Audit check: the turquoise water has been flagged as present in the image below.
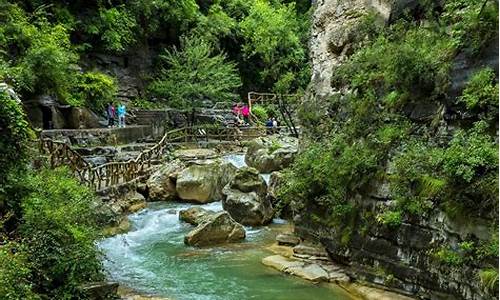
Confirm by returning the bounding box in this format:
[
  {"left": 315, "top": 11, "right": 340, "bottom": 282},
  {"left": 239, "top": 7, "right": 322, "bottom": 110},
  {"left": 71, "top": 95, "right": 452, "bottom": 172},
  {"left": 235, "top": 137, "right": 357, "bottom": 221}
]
[
  {"left": 99, "top": 202, "right": 354, "bottom": 300},
  {"left": 99, "top": 154, "right": 354, "bottom": 300}
]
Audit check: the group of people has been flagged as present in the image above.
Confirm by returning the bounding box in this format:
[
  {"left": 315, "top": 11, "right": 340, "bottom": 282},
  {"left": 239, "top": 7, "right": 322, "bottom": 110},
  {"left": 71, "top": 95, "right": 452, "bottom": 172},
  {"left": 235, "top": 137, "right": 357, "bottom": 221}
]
[
  {"left": 265, "top": 117, "right": 279, "bottom": 134},
  {"left": 231, "top": 103, "right": 250, "bottom": 126},
  {"left": 106, "top": 102, "right": 127, "bottom": 128}
]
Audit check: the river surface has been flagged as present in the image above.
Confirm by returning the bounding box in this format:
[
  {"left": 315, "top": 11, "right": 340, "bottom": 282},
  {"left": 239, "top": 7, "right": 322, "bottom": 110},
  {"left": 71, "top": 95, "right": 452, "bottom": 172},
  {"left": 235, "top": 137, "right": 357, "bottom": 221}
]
[{"left": 98, "top": 154, "right": 353, "bottom": 300}]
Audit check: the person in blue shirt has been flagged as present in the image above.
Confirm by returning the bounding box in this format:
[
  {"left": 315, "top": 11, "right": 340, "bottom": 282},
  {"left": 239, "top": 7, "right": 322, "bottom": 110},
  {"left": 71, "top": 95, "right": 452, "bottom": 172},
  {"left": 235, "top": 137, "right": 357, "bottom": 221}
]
[
  {"left": 265, "top": 118, "right": 273, "bottom": 134},
  {"left": 117, "top": 103, "right": 126, "bottom": 127}
]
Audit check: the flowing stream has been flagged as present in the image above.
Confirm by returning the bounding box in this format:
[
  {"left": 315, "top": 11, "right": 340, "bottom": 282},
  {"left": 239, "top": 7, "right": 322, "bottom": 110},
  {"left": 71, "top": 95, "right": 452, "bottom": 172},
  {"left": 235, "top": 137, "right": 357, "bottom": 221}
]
[{"left": 99, "top": 154, "right": 353, "bottom": 300}]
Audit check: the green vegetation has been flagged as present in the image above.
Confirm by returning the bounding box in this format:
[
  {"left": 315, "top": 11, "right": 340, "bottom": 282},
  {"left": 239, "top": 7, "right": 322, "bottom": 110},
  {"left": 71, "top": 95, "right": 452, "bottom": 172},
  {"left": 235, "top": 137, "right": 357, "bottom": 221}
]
[
  {"left": 479, "top": 268, "right": 499, "bottom": 291},
  {"left": 0, "top": 88, "right": 103, "bottom": 299},
  {"left": 149, "top": 36, "right": 241, "bottom": 123},
  {"left": 75, "top": 71, "right": 117, "bottom": 110},
  {"left": 277, "top": 0, "right": 498, "bottom": 286},
  {"left": 251, "top": 105, "right": 269, "bottom": 123},
  {"left": 0, "top": 0, "right": 311, "bottom": 112}
]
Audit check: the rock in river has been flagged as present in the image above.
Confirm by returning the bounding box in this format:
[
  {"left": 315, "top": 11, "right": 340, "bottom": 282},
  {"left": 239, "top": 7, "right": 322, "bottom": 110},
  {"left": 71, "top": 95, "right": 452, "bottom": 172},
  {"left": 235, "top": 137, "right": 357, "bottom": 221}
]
[
  {"left": 146, "top": 160, "right": 185, "bottom": 201},
  {"left": 245, "top": 136, "right": 298, "bottom": 173},
  {"left": 176, "top": 159, "right": 237, "bottom": 203},
  {"left": 184, "top": 211, "right": 246, "bottom": 247},
  {"left": 222, "top": 167, "right": 274, "bottom": 226},
  {"left": 179, "top": 207, "right": 214, "bottom": 225}
]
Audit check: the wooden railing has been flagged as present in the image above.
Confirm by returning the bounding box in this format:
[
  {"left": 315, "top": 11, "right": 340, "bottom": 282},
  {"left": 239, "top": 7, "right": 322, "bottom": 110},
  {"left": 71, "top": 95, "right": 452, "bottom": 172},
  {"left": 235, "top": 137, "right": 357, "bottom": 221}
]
[{"left": 40, "top": 125, "right": 273, "bottom": 191}]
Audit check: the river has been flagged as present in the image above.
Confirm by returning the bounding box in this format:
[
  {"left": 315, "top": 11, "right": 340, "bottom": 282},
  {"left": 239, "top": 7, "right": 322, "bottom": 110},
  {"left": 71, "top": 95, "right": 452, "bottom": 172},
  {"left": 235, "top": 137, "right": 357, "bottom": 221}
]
[{"left": 98, "top": 154, "right": 354, "bottom": 300}]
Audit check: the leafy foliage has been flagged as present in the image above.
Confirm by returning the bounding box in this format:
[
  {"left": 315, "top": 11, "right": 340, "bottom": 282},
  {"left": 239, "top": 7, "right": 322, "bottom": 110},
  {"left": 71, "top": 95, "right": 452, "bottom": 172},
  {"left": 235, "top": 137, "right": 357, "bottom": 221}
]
[
  {"left": 75, "top": 71, "right": 117, "bottom": 111},
  {"left": 239, "top": 0, "right": 310, "bottom": 92},
  {"left": 0, "top": 243, "right": 38, "bottom": 300},
  {"left": 20, "top": 167, "right": 103, "bottom": 298},
  {"left": 459, "top": 67, "right": 499, "bottom": 122},
  {"left": 149, "top": 36, "right": 241, "bottom": 117},
  {"left": 479, "top": 268, "right": 499, "bottom": 291},
  {"left": 86, "top": 6, "right": 137, "bottom": 53},
  {"left": 0, "top": 87, "right": 32, "bottom": 184}
]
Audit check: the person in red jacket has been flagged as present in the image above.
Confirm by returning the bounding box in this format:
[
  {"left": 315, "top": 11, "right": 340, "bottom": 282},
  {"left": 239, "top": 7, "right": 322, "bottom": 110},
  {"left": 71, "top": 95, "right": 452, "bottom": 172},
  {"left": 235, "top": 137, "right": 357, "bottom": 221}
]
[{"left": 241, "top": 104, "right": 250, "bottom": 124}]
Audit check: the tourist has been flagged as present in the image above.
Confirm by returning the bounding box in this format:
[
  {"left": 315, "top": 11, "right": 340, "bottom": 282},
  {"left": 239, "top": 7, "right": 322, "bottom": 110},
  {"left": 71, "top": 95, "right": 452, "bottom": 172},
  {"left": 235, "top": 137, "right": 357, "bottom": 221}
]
[
  {"left": 272, "top": 117, "right": 278, "bottom": 134},
  {"left": 106, "top": 102, "right": 115, "bottom": 127},
  {"left": 232, "top": 103, "right": 240, "bottom": 116},
  {"left": 241, "top": 104, "right": 250, "bottom": 124},
  {"left": 117, "top": 103, "right": 126, "bottom": 127},
  {"left": 265, "top": 118, "right": 273, "bottom": 135}
]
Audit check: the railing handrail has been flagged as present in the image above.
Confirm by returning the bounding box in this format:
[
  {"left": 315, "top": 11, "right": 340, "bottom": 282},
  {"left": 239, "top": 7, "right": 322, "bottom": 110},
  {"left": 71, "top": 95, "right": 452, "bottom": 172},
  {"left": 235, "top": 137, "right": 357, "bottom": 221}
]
[{"left": 40, "top": 125, "right": 288, "bottom": 190}]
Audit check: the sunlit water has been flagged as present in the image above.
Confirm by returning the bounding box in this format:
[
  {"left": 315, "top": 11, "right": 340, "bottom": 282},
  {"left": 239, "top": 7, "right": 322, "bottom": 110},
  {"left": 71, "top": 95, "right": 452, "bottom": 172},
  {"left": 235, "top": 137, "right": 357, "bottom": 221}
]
[{"left": 98, "top": 154, "right": 353, "bottom": 300}]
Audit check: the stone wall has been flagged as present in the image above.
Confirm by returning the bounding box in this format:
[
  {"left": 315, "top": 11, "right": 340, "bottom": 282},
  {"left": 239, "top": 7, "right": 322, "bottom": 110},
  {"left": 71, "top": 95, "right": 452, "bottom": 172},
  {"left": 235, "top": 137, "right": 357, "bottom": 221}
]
[
  {"left": 294, "top": 191, "right": 497, "bottom": 299},
  {"left": 41, "top": 125, "right": 154, "bottom": 146}
]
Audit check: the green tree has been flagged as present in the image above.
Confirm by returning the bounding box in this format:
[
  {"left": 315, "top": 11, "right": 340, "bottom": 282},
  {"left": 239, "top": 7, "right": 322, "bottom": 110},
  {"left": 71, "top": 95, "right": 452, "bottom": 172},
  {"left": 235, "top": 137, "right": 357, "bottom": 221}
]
[
  {"left": 149, "top": 36, "right": 241, "bottom": 124},
  {"left": 239, "top": 0, "right": 309, "bottom": 92}
]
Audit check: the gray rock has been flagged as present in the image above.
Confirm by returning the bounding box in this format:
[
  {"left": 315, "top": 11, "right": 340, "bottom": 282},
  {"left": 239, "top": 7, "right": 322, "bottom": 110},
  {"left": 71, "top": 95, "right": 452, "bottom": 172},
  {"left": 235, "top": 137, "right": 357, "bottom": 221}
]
[
  {"left": 184, "top": 211, "right": 245, "bottom": 247},
  {"left": 276, "top": 233, "right": 301, "bottom": 246},
  {"left": 293, "top": 244, "right": 329, "bottom": 258},
  {"left": 81, "top": 281, "right": 119, "bottom": 299},
  {"left": 146, "top": 160, "right": 184, "bottom": 201},
  {"left": 245, "top": 136, "right": 298, "bottom": 173},
  {"left": 176, "top": 159, "right": 237, "bottom": 203},
  {"left": 222, "top": 167, "right": 274, "bottom": 226},
  {"left": 179, "top": 207, "right": 214, "bottom": 225}
]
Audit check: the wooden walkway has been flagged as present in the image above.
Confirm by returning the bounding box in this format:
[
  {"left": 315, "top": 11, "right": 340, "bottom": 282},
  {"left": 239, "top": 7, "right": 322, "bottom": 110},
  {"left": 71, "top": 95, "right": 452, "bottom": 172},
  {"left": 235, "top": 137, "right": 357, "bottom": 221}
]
[{"left": 39, "top": 125, "right": 279, "bottom": 191}]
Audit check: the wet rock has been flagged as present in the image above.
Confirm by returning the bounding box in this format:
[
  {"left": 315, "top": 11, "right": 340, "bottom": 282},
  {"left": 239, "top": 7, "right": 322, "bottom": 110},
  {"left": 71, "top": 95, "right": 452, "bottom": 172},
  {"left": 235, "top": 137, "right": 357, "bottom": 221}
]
[
  {"left": 179, "top": 207, "right": 214, "bottom": 225},
  {"left": 262, "top": 255, "right": 349, "bottom": 283},
  {"left": 245, "top": 136, "right": 298, "bottom": 173},
  {"left": 276, "top": 233, "right": 301, "bottom": 246},
  {"left": 146, "top": 160, "right": 185, "bottom": 201},
  {"left": 84, "top": 156, "right": 109, "bottom": 166},
  {"left": 176, "top": 159, "right": 237, "bottom": 203},
  {"left": 293, "top": 244, "right": 329, "bottom": 260},
  {"left": 222, "top": 167, "right": 274, "bottom": 226},
  {"left": 81, "top": 281, "right": 119, "bottom": 299},
  {"left": 262, "top": 255, "right": 305, "bottom": 272},
  {"left": 289, "top": 263, "right": 329, "bottom": 281},
  {"left": 184, "top": 211, "right": 245, "bottom": 247}
]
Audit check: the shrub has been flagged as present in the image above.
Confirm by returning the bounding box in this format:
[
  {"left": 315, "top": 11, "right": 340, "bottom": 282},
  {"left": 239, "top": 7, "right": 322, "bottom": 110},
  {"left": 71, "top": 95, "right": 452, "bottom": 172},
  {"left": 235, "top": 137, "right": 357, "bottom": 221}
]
[
  {"left": 376, "top": 210, "right": 402, "bottom": 227},
  {"left": 479, "top": 268, "right": 499, "bottom": 291},
  {"left": 459, "top": 68, "right": 499, "bottom": 122},
  {"left": 0, "top": 243, "right": 38, "bottom": 300},
  {"left": 251, "top": 105, "right": 268, "bottom": 123},
  {"left": 20, "top": 167, "right": 103, "bottom": 298},
  {"left": 75, "top": 71, "right": 117, "bottom": 111},
  {"left": 0, "top": 86, "right": 32, "bottom": 183},
  {"left": 433, "top": 246, "right": 463, "bottom": 266}
]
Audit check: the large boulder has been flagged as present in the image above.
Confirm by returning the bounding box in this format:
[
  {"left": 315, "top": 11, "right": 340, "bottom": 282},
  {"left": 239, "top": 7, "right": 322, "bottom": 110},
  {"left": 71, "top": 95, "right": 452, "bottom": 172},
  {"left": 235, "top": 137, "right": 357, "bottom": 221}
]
[
  {"left": 146, "top": 160, "right": 185, "bottom": 201},
  {"left": 222, "top": 167, "right": 274, "bottom": 226},
  {"left": 184, "top": 211, "right": 245, "bottom": 247},
  {"left": 176, "top": 159, "right": 237, "bottom": 203},
  {"left": 179, "top": 207, "right": 214, "bottom": 225},
  {"left": 244, "top": 136, "right": 298, "bottom": 173}
]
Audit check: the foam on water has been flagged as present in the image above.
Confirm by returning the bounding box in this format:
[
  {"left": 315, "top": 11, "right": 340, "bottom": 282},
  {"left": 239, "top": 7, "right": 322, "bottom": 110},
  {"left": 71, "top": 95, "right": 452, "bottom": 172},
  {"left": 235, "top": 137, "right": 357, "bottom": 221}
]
[{"left": 223, "top": 153, "right": 247, "bottom": 168}]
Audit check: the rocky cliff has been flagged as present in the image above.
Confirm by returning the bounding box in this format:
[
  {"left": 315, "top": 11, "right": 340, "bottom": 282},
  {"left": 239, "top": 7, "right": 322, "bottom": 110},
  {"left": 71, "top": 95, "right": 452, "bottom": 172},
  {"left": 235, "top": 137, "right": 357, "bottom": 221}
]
[{"left": 298, "top": 1, "right": 499, "bottom": 299}]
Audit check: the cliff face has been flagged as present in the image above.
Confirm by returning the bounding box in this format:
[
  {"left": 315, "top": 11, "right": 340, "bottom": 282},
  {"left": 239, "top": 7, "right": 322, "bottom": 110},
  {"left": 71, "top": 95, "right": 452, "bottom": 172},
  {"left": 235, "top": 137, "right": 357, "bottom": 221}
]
[
  {"left": 309, "top": 0, "right": 414, "bottom": 99},
  {"left": 301, "top": 1, "right": 499, "bottom": 299}
]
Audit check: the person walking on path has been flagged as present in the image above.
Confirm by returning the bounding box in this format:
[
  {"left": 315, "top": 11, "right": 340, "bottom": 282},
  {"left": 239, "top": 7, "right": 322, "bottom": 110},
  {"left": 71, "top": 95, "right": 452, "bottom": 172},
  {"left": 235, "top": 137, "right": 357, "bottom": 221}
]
[
  {"left": 106, "top": 102, "right": 116, "bottom": 127},
  {"left": 272, "top": 117, "right": 278, "bottom": 134},
  {"left": 117, "top": 103, "right": 126, "bottom": 127},
  {"left": 241, "top": 104, "right": 250, "bottom": 124}
]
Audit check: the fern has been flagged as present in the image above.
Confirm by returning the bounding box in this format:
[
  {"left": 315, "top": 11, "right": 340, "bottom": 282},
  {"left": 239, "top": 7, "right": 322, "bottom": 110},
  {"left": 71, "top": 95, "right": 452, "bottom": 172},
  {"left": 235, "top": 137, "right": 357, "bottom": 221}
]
[{"left": 479, "top": 268, "right": 499, "bottom": 291}]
